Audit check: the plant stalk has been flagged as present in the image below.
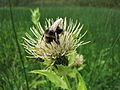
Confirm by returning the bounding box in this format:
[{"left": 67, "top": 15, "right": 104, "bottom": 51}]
[
  {"left": 8, "top": 0, "right": 29, "bottom": 89},
  {"left": 64, "top": 75, "right": 71, "bottom": 90}
]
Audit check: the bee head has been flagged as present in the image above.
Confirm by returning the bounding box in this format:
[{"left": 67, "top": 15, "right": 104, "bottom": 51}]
[{"left": 55, "top": 26, "right": 63, "bottom": 34}]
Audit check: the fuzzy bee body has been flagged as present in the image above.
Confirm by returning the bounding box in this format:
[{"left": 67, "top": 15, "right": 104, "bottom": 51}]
[{"left": 42, "top": 18, "right": 63, "bottom": 44}]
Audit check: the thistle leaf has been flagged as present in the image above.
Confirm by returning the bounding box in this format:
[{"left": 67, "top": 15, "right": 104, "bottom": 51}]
[
  {"left": 56, "top": 65, "right": 71, "bottom": 76},
  {"left": 30, "top": 70, "right": 68, "bottom": 89},
  {"left": 77, "top": 73, "right": 87, "bottom": 90},
  {"left": 30, "top": 80, "right": 46, "bottom": 89}
]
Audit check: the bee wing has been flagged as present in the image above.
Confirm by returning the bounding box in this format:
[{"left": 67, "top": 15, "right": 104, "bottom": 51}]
[{"left": 49, "top": 18, "right": 63, "bottom": 31}]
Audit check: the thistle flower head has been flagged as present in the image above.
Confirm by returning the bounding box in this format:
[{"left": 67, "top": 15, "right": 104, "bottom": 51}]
[{"left": 23, "top": 18, "right": 89, "bottom": 66}]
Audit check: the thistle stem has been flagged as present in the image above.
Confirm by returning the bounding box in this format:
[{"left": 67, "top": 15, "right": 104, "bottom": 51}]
[{"left": 64, "top": 75, "right": 71, "bottom": 90}]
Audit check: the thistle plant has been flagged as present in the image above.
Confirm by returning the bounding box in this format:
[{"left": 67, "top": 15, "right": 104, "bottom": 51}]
[{"left": 23, "top": 8, "right": 89, "bottom": 90}]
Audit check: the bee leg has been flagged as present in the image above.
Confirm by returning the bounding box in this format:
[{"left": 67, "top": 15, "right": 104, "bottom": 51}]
[
  {"left": 56, "top": 37, "right": 60, "bottom": 44},
  {"left": 55, "top": 40, "right": 60, "bottom": 44},
  {"left": 54, "top": 33, "right": 60, "bottom": 44},
  {"left": 41, "top": 35, "right": 44, "bottom": 41}
]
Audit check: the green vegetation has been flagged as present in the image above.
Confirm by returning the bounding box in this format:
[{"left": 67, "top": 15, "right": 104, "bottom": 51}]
[
  {"left": 1, "top": 0, "right": 120, "bottom": 8},
  {"left": 0, "top": 6, "right": 120, "bottom": 90}
]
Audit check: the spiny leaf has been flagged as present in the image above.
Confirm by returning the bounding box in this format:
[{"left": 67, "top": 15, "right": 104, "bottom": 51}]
[
  {"left": 77, "top": 72, "right": 87, "bottom": 90},
  {"left": 30, "top": 70, "right": 68, "bottom": 89},
  {"left": 30, "top": 80, "right": 46, "bottom": 89},
  {"left": 56, "top": 65, "right": 71, "bottom": 76}
]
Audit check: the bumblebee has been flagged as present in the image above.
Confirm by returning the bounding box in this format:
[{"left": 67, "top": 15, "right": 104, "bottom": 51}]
[{"left": 42, "top": 18, "right": 63, "bottom": 44}]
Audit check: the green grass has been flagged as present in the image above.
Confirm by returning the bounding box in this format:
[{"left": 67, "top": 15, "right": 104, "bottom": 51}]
[
  {"left": 2, "top": 0, "right": 120, "bottom": 8},
  {"left": 0, "top": 6, "right": 120, "bottom": 90}
]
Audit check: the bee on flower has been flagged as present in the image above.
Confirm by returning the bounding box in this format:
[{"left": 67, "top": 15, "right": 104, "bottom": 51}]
[{"left": 23, "top": 18, "right": 89, "bottom": 67}]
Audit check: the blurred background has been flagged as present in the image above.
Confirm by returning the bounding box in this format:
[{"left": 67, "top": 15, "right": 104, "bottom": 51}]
[
  {"left": 0, "top": 0, "right": 120, "bottom": 8},
  {"left": 0, "top": 0, "right": 120, "bottom": 90}
]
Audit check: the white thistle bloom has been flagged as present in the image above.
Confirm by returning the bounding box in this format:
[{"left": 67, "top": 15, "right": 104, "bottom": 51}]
[
  {"left": 75, "top": 55, "right": 84, "bottom": 66},
  {"left": 23, "top": 18, "right": 89, "bottom": 65}
]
